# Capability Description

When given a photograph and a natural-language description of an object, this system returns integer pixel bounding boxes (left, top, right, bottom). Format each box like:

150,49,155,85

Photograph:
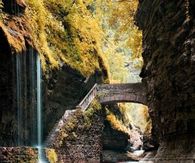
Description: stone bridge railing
76,82,146,111
76,84,98,111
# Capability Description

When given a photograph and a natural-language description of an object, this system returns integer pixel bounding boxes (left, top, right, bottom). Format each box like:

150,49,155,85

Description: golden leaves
25,0,108,77
109,0,142,59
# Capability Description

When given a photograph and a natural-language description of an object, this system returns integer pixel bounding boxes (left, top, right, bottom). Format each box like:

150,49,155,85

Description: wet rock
0,147,38,162
128,129,143,151
0,147,58,163
102,150,144,162
141,135,195,162
103,121,129,151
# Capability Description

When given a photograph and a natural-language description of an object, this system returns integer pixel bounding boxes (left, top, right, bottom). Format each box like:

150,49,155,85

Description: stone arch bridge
76,83,147,111
46,82,147,146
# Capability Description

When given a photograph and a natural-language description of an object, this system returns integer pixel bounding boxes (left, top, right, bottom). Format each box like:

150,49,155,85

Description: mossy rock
45,148,58,163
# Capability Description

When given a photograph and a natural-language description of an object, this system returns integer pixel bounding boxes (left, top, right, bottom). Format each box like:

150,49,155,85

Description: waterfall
11,0,45,161
29,48,37,145
15,49,45,162
37,54,42,151
16,54,22,145
36,55,45,163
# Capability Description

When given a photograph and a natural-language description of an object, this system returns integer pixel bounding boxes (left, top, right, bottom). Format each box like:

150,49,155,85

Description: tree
109,0,142,60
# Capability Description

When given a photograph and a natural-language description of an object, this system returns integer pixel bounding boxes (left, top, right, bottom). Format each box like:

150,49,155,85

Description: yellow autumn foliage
120,103,152,134
109,0,143,61
45,149,58,163
25,0,109,77
106,112,129,134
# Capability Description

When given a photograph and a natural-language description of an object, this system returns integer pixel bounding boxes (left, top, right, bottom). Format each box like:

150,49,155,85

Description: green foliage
101,1,150,135
106,103,152,135
109,0,142,60
93,0,143,83
83,99,102,127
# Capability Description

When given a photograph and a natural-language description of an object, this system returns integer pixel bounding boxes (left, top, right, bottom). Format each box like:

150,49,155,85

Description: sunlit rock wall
136,0,195,161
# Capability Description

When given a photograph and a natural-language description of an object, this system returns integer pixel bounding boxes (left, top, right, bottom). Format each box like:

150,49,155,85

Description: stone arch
98,83,147,105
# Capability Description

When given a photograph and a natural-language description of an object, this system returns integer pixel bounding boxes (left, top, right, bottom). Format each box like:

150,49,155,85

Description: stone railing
76,83,98,111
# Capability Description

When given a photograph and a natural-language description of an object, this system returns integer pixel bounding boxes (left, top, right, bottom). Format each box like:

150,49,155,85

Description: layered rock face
136,0,195,161
0,0,107,146
2,0,26,14
0,30,14,146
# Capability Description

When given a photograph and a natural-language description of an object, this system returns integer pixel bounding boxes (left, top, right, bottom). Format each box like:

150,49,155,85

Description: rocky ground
0,147,57,163
102,117,155,162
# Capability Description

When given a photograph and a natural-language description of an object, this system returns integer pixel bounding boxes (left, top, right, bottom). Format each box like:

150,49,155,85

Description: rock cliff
0,0,108,146
136,0,195,161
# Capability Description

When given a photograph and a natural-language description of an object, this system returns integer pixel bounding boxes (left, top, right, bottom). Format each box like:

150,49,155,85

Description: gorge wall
136,0,195,161
0,0,109,161
0,0,108,146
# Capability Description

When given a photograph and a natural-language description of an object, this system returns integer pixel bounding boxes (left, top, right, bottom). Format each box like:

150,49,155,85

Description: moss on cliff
55,99,102,148
0,147,38,163
106,111,129,134
0,147,58,163
25,0,109,77
45,148,58,163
